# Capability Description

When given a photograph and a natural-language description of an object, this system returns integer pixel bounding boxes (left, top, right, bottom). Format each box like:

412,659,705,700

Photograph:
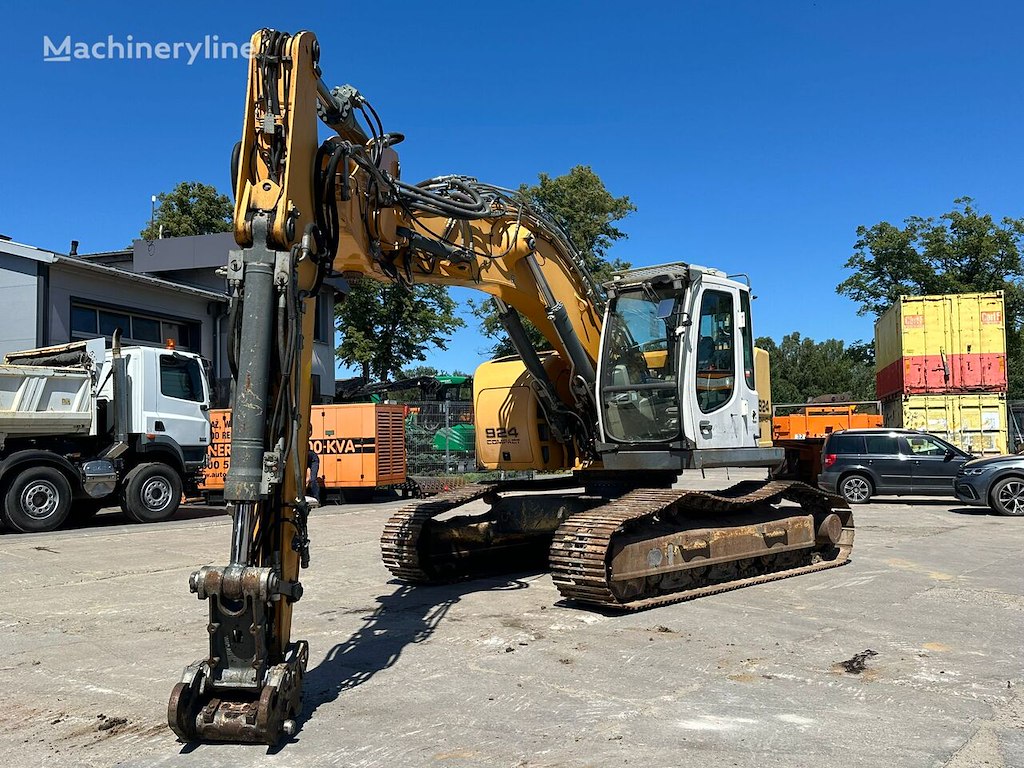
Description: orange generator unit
201,403,406,503
771,401,884,484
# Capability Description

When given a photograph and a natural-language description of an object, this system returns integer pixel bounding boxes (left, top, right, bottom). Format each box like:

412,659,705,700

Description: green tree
335,279,464,381
474,165,636,356
141,181,232,239
837,197,1024,396
756,333,876,404
398,365,440,379
521,165,636,280
395,367,470,380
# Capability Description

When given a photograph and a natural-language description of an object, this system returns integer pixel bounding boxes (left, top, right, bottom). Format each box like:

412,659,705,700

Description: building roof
0,238,227,302
76,247,132,259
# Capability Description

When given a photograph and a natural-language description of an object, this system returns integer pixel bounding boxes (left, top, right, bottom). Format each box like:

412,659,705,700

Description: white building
0,233,340,405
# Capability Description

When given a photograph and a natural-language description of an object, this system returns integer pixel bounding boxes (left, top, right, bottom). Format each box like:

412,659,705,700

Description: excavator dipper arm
168,30,326,744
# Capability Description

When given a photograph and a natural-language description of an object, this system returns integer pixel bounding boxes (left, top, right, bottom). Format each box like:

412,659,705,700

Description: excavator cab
597,264,771,470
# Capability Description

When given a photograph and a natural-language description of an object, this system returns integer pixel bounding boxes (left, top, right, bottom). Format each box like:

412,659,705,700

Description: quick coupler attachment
167,564,306,745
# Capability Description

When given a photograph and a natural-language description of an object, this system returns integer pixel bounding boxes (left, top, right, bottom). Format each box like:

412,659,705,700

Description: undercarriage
381,477,853,610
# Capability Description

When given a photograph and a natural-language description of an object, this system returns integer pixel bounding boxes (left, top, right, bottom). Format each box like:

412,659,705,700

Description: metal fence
404,400,477,476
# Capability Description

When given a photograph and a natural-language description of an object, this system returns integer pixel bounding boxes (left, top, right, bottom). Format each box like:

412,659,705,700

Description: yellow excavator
167,28,854,744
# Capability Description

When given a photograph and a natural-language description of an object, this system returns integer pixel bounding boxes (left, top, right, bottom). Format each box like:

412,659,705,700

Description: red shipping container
876,352,1006,399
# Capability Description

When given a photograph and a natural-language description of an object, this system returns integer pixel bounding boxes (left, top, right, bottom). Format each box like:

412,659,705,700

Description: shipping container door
962,398,1007,456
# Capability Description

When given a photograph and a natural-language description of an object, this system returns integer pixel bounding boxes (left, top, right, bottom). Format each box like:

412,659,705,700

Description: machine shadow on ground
176,574,539,755
0,503,240,537
302,574,537,721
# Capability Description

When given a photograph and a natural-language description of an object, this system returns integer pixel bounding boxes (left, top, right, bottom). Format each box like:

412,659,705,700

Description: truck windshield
600,286,681,443
161,355,206,402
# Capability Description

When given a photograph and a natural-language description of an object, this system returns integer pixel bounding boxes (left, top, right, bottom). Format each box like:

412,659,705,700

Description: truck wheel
989,477,1024,516
3,467,73,533
121,463,182,523
838,473,873,504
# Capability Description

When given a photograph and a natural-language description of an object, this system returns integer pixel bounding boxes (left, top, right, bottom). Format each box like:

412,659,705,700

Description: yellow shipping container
882,393,1008,456
875,291,1006,370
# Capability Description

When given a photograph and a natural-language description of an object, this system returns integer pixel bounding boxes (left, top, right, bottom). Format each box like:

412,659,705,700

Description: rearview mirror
657,298,675,320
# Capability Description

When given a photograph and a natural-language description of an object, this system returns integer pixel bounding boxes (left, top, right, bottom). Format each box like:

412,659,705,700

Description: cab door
154,351,211,449
682,280,758,449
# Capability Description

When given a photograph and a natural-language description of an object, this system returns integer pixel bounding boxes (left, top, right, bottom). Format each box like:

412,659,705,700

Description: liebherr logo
42,35,253,65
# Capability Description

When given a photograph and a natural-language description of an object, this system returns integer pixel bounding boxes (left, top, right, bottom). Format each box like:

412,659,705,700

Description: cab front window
599,287,681,443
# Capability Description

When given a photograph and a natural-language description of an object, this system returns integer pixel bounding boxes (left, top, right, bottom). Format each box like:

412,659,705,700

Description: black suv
818,428,972,504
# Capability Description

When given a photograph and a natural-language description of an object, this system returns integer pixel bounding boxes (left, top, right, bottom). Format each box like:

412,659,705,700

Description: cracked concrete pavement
0,469,1021,767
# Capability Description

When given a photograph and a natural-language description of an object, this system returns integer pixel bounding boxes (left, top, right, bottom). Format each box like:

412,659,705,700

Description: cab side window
695,290,735,413
160,355,204,402
740,291,755,389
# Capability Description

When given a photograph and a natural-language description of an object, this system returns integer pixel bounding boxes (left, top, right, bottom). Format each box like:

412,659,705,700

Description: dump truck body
0,338,210,532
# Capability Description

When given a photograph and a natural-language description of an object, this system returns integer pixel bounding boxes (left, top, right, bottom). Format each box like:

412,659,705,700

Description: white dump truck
0,334,211,532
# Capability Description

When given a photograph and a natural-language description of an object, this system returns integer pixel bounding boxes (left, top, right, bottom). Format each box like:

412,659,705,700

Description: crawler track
550,480,854,610
380,483,493,582
381,479,853,610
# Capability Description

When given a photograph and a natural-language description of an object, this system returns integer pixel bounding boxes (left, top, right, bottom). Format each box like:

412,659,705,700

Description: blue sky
4,1,1023,377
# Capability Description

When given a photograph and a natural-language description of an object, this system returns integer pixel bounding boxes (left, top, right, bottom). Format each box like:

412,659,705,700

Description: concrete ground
0,468,1021,768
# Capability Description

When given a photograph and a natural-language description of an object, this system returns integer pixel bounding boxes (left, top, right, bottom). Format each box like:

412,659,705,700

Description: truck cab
98,345,212,472
0,339,211,532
